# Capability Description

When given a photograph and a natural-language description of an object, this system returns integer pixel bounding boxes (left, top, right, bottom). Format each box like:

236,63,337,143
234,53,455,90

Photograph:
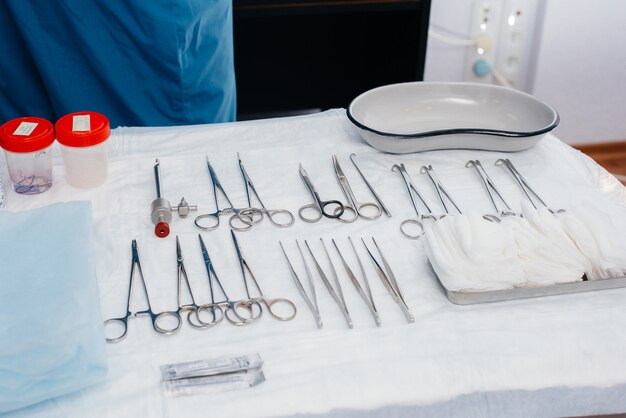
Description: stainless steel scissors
195,157,263,231
349,153,391,217
298,164,345,223
495,158,566,214
230,230,296,321
392,163,439,239
104,240,181,343
332,155,382,223
237,153,295,228
466,159,519,222
196,234,262,326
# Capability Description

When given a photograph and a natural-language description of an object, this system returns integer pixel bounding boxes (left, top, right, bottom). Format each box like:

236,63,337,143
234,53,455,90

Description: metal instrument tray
436,275,626,305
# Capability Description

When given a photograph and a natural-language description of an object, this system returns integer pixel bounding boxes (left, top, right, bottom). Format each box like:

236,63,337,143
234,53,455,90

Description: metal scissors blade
332,155,381,222
298,164,345,222
350,153,391,217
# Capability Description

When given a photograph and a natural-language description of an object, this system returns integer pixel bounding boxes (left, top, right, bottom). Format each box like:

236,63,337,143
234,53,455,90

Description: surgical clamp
392,163,438,239
298,164,345,223
495,158,565,214
194,157,263,231
332,155,382,223
230,230,297,321
350,153,392,217
466,159,518,221
237,153,295,227
104,240,181,343
420,165,463,215
362,238,415,323
280,240,323,328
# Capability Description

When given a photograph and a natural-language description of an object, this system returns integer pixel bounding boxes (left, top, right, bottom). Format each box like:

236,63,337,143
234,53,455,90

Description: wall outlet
464,0,503,84
494,0,533,88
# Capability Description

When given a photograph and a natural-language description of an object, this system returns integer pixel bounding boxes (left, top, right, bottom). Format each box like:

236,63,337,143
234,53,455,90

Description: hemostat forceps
238,153,295,227
104,240,181,343
466,160,518,222
230,231,297,321
298,164,345,223
420,165,463,215
362,238,414,323
305,239,353,329
332,238,381,326
196,235,262,326
495,158,565,214
280,240,323,328
350,153,392,217
194,157,263,231
332,155,382,223
392,163,437,239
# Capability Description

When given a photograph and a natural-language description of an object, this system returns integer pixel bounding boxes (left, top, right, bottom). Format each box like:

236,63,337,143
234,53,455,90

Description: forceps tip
391,164,401,172
419,165,432,174
465,160,476,168
494,158,508,166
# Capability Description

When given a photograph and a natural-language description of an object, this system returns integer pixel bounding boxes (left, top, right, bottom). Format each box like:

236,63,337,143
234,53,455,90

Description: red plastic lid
0,116,55,153
55,111,111,147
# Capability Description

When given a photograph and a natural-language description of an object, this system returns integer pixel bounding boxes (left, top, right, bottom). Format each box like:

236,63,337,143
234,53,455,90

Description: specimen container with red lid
55,111,111,188
0,116,55,194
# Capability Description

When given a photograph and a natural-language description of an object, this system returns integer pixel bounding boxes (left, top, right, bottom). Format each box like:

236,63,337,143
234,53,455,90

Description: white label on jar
72,115,91,131
13,122,38,136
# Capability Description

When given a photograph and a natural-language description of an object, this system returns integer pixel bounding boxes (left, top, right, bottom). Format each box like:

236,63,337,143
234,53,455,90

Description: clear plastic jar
0,117,55,194
55,111,111,188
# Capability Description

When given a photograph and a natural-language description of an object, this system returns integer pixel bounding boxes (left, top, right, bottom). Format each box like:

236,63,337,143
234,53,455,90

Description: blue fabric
0,0,236,127
0,201,107,414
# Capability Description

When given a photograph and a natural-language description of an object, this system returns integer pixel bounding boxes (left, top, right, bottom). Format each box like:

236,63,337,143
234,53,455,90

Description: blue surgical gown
0,1,236,127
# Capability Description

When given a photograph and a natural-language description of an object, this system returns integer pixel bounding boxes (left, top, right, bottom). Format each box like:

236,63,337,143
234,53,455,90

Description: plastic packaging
0,116,55,194
161,354,263,381
55,111,110,188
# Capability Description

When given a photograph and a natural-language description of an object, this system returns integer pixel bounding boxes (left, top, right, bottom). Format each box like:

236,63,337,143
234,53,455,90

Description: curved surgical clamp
238,153,295,228
230,230,297,321
332,155,382,223
298,164,345,223
194,157,263,231
495,158,566,214
392,163,438,239
466,159,519,222
104,240,181,343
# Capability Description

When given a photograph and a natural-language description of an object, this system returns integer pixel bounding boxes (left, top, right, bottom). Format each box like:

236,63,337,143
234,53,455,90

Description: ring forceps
466,160,518,222
298,164,345,223
306,239,353,328
332,155,382,223
230,231,297,321
332,238,380,326
196,235,262,326
495,158,566,214
392,163,438,239
350,153,392,217
238,153,295,227
362,238,414,323
280,240,323,328
195,157,263,231
420,165,463,215
104,240,181,343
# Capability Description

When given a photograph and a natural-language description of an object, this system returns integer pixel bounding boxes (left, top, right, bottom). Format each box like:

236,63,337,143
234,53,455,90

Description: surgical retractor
150,159,197,238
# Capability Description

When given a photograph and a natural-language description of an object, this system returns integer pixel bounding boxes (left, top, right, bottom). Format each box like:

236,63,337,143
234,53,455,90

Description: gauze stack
424,200,626,293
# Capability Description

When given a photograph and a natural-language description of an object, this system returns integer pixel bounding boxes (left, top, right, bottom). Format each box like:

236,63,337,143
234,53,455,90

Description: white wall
424,0,626,144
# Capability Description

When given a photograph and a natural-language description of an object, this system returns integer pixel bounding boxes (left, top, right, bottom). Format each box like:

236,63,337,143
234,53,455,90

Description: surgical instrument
350,153,391,217
305,239,353,328
196,235,262,326
392,163,438,239
298,164,345,223
420,165,462,215
195,157,263,231
171,236,216,329
332,155,382,222
104,240,181,343
466,160,518,222
280,240,323,328
237,153,295,228
332,238,381,326
151,159,197,238
230,230,297,321
495,158,566,214
362,237,415,323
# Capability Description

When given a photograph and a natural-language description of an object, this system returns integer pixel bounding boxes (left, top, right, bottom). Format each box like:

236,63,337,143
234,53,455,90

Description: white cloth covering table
4,109,626,418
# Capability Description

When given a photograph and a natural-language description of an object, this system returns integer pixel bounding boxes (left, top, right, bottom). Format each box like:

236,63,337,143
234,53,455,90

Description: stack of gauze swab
424,200,626,292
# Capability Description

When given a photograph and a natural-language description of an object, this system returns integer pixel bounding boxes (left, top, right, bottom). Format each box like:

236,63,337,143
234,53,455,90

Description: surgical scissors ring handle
298,164,345,222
